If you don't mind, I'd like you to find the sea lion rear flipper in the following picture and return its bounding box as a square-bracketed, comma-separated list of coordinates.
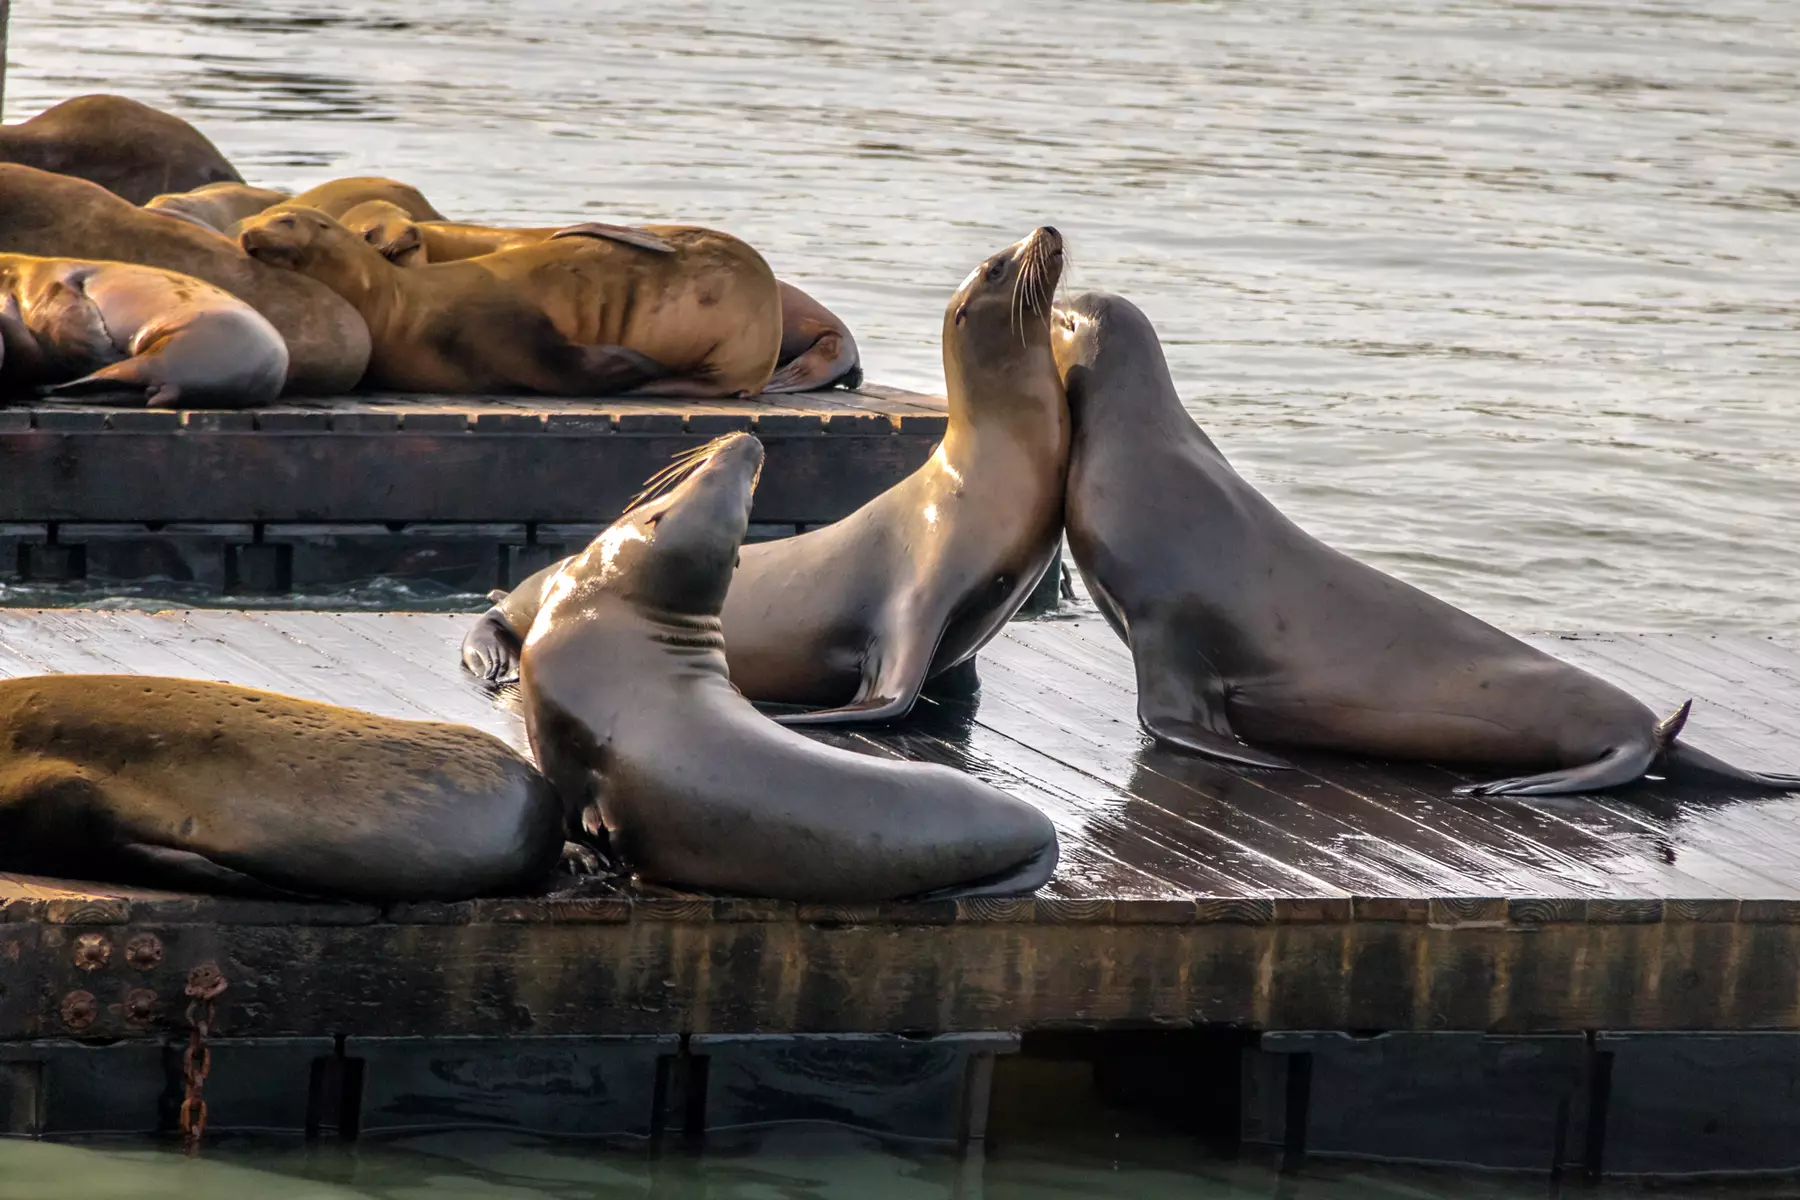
[550, 223, 678, 254]
[763, 331, 860, 394]
[1656, 742, 1800, 792]
[1453, 741, 1659, 798]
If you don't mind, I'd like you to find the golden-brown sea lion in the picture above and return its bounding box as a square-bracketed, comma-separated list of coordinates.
[338, 200, 862, 392]
[465, 228, 1070, 725]
[237, 204, 781, 397]
[145, 182, 291, 233]
[521, 432, 1058, 900]
[0, 165, 369, 395]
[0, 675, 563, 900]
[0, 95, 241, 205]
[0, 254, 288, 407]
[1052, 289, 1800, 797]
[277, 176, 445, 224]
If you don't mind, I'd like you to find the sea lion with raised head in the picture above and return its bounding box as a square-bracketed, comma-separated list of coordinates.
[0, 95, 240, 205]
[0, 675, 563, 900]
[339, 200, 862, 391]
[1052, 289, 1800, 797]
[238, 204, 780, 397]
[145, 182, 290, 233]
[464, 227, 1071, 724]
[0, 254, 288, 407]
[0, 166, 369, 395]
[522, 431, 1058, 900]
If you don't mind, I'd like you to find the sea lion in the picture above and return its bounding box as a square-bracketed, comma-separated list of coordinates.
[145, 182, 290, 233]
[0, 675, 563, 900]
[0, 95, 240, 205]
[0, 254, 288, 407]
[237, 204, 780, 397]
[0, 166, 369, 395]
[1052, 290, 1800, 797]
[273, 176, 445, 226]
[339, 200, 862, 392]
[522, 431, 1058, 900]
[464, 227, 1070, 724]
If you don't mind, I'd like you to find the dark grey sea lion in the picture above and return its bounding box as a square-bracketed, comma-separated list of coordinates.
[1052, 289, 1800, 797]
[520, 431, 1059, 900]
[0, 675, 563, 899]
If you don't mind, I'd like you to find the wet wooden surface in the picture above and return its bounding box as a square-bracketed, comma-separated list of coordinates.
[1, 609, 1796, 905]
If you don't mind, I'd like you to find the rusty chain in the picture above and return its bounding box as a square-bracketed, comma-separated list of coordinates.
[179, 964, 227, 1155]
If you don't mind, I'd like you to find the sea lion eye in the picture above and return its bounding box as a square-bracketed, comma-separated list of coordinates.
[985, 259, 1007, 282]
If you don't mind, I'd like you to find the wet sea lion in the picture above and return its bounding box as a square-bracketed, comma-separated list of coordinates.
[0, 675, 563, 900]
[522, 431, 1058, 900]
[464, 227, 1070, 724]
[238, 204, 780, 397]
[339, 200, 862, 392]
[0, 254, 288, 407]
[145, 182, 290, 233]
[1052, 290, 1800, 797]
[0, 95, 240, 205]
[0, 166, 369, 395]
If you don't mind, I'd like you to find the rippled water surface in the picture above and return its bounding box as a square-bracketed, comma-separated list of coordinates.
[9, 0, 1798, 631]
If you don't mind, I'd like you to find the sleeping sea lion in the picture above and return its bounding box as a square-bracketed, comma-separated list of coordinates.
[0, 675, 562, 900]
[1052, 289, 1800, 797]
[339, 200, 861, 391]
[0, 254, 288, 407]
[0, 165, 369, 395]
[463, 227, 1070, 724]
[145, 182, 291, 233]
[0, 95, 240, 205]
[521, 431, 1058, 900]
[237, 204, 780, 397]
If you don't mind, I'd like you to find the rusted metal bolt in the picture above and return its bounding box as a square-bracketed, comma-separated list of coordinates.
[123, 988, 159, 1025]
[124, 933, 164, 972]
[61, 990, 98, 1031]
[72, 933, 111, 972]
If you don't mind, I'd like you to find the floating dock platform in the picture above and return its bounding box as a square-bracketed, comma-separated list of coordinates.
[2, 609, 1799, 1176]
[0, 388, 952, 595]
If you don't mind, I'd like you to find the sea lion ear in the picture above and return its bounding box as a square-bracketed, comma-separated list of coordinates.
[361, 227, 381, 244]
[954, 303, 968, 327]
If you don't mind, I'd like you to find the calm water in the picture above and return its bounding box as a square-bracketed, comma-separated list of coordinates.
[7, 0, 1799, 633]
[3, 2, 1798, 1192]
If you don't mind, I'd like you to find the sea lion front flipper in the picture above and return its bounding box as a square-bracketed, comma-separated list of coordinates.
[462, 607, 526, 685]
[774, 613, 942, 726]
[562, 343, 670, 395]
[1130, 621, 1296, 770]
[111, 844, 317, 899]
[1453, 742, 1659, 797]
[550, 223, 678, 254]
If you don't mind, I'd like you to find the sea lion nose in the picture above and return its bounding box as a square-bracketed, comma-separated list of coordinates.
[1042, 226, 1060, 239]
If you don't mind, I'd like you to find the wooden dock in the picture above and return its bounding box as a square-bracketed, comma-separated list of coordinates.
[3, 610, 1800, 1171]
[0, 388, 950, 594]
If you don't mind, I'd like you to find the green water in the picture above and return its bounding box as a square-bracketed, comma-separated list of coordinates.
[0, 1128, 1781, 1200]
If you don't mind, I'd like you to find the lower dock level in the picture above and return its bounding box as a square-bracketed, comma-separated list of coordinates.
[1, 610, 1799, 1175]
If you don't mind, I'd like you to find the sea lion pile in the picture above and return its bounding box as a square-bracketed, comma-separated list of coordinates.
[1, 96, 1794, 905]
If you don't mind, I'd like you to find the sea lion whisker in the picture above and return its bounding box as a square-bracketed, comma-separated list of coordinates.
[622, 434, 744, 514]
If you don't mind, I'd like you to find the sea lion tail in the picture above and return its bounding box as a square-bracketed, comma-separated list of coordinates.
[1653, 699, 1800, 791]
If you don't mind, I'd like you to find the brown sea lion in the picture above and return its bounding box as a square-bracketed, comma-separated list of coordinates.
[0, 254, 288, 407]
[464, 227, 1070, 725]
[1052, 289, 1800, 797]
[237, 204, 780, 397]
[0, 166, 369, 395]
[275, 176, 445, 225]
[145, 182, 290, 233]
[522, 431, 1058, 900]
[339, 200, 862, 392]
[0, 95, 240, 205]
[0, 675, 563, 900]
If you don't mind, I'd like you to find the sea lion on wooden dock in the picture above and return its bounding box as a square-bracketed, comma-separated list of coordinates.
[521, 431, 1058, 900]
[237, 204, 780, 397]
[0, 254, 288, 407]
[0, 166, 370, 395]
[145, 182, 291, 233]
[339, 199, 862, 391]
[0, 675, 563, 900]
[1052, 289, 1800, 797]
[0, 95, 241, 205]
[464, 227, 1070, 724]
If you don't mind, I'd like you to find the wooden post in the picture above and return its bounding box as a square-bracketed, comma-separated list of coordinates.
[0, 0, 10, 116]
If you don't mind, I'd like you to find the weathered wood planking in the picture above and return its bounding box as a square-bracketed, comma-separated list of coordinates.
[0, 610, 1796, 904]
[2, 610, 1800, 1038]
[0, 386, 950, 524]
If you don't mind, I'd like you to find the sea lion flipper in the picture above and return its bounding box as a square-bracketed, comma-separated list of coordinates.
[1655, 739, 1800, 792]
[550, 223, 678, 254]
[774, 615, 939, 726]
[1453, 741, 1658, 797]
[566, 343, 670, 395]
[461, 607, 525, 685]
[112, 843, 312, 899]
[1142, 714, 1298, 771]
[1129, 621, 1293, 769]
